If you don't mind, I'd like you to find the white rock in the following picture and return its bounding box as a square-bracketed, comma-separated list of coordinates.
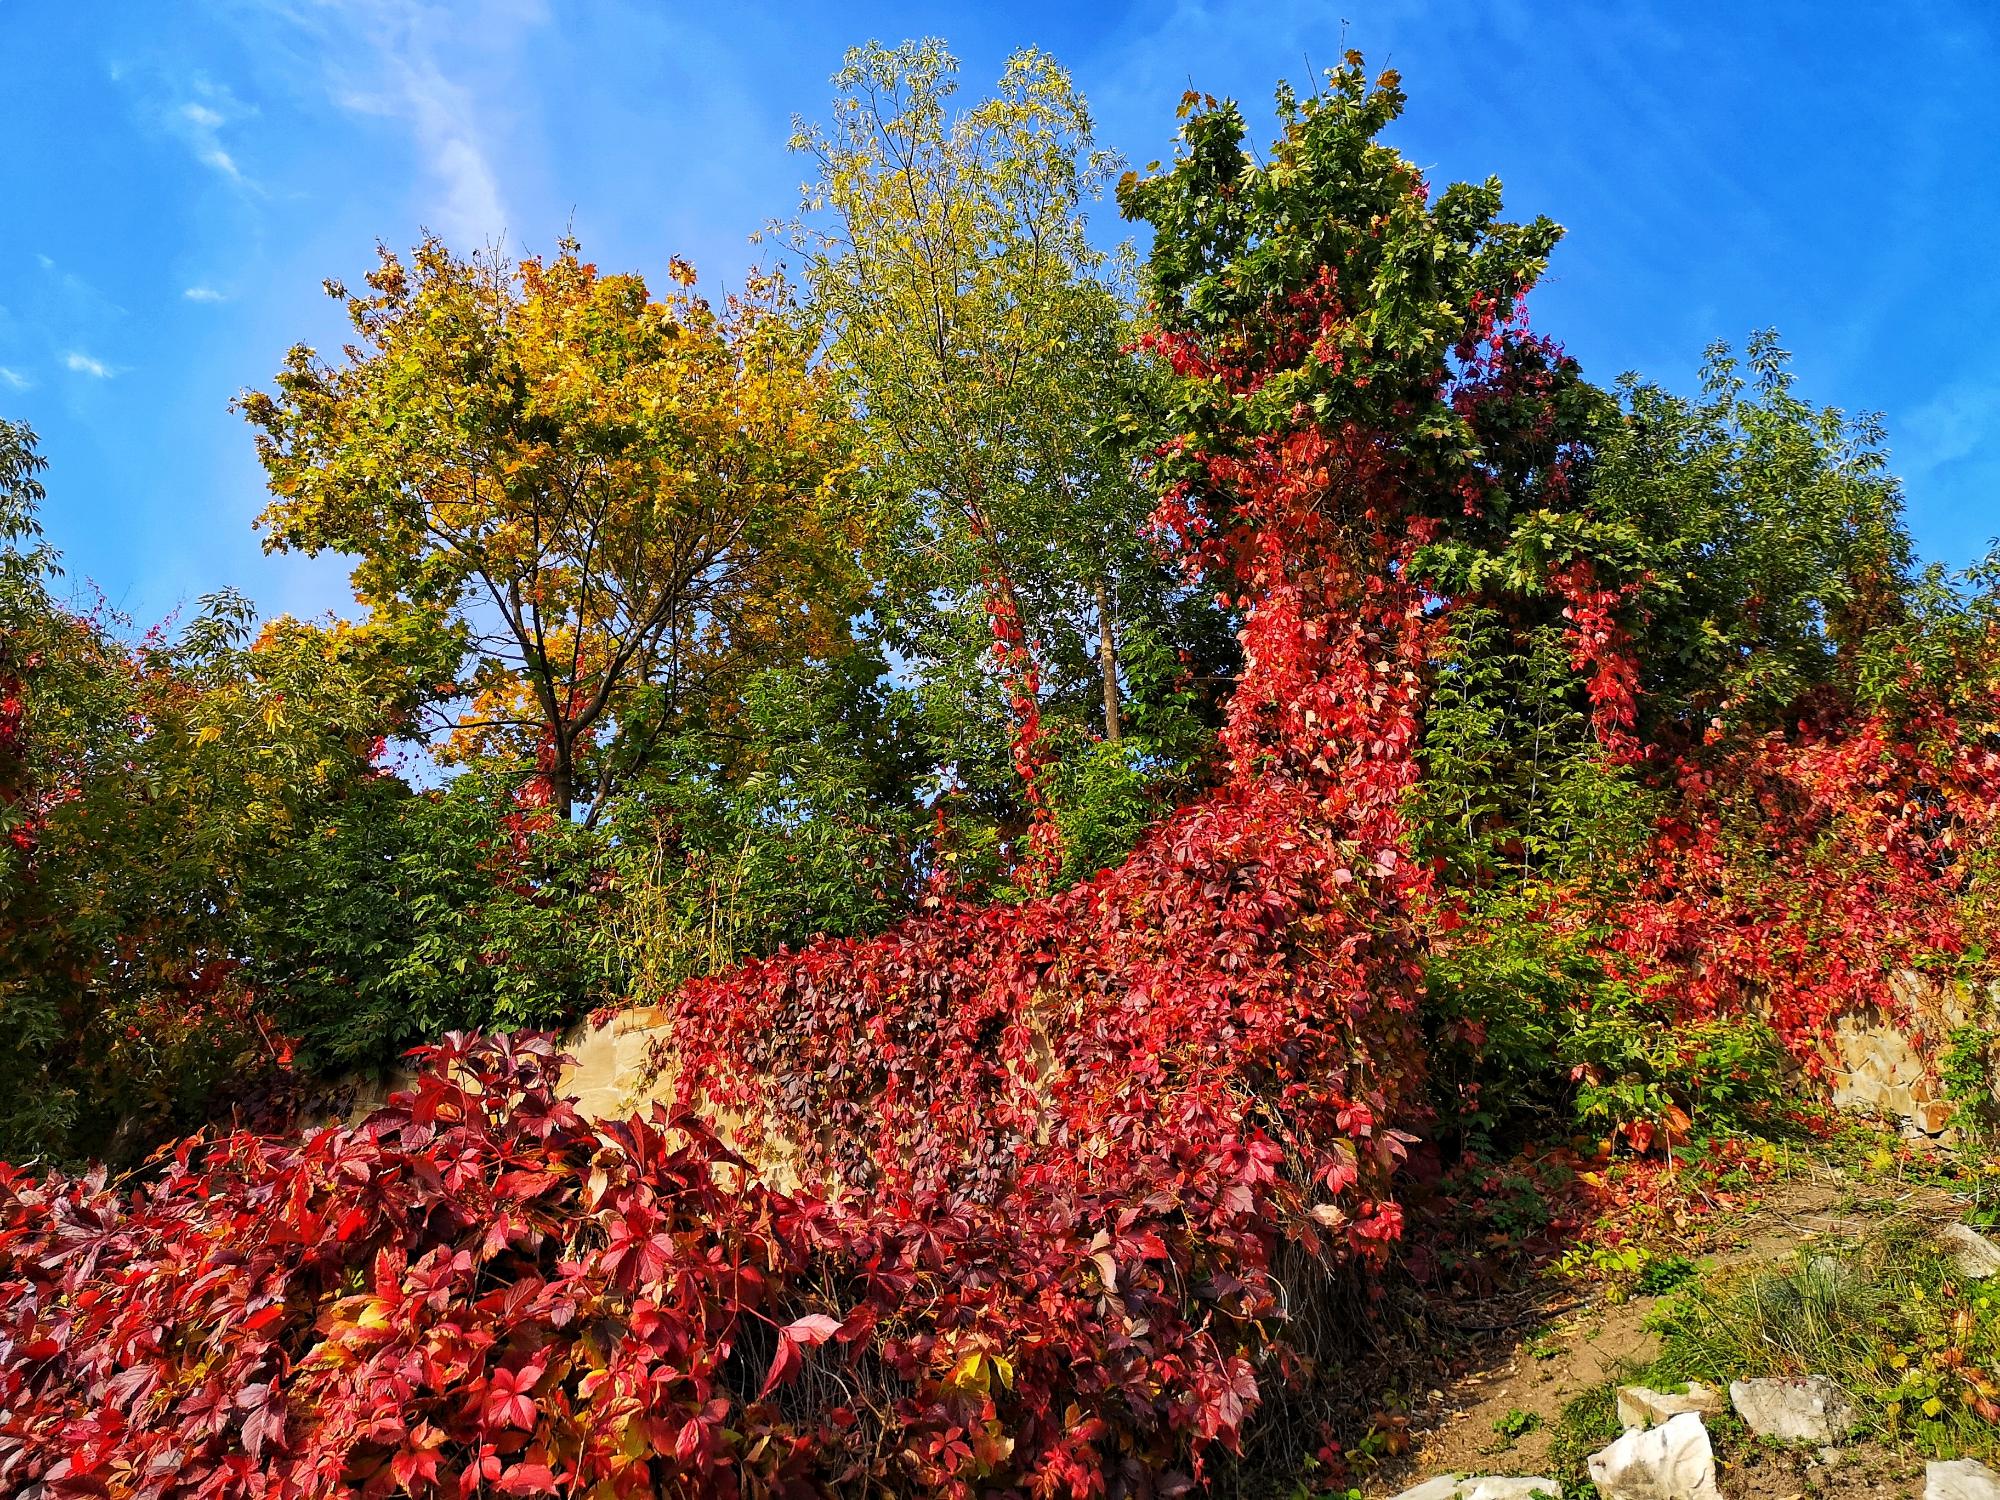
[1728, 1375, 1859, 1444]
[1929, 1458, 2000, 1500]
[1388, 1479, 1562, 1500]
[1586, 1412, 1721, 1500]
[1388, 1480, 1462, 1500]
[1615, 1381, 1725, 1430]
[1942, 1223, 2000, 1280]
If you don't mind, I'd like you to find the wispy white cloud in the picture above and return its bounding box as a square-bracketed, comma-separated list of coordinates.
[110, 64, 262, 190]
[32, 254, 126, 321]
[276, 0, 546, 244]
[1901, 382, 2000, 476]
[179, 100, 242, 180]
[172, 79, 259, 186]
[183, 285, 228, 303]
[64, 351, 117, 379]
[333, 57, 504, 242]
[0, 367, 30, 391]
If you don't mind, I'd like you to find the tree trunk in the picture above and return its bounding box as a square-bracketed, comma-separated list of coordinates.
[1096, 577, 1121, 744]
[547, 742, 574, 823]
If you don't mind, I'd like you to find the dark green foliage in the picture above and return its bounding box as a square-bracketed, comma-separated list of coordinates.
[0, 420, 68, 1159]
[0, 497, 393, 1161]
[1492, 1408, 1541, 1442]
[1416, 607, 1659, 889]
[242, 778, 620, 1074]
[1038, 594, 1230, 888]
[1941, 1025, 2000, 1136]
[1633, 1252, 1700, 1298]
[1599, 334, 1913, 737]
[1426, 887, 1790, 1155]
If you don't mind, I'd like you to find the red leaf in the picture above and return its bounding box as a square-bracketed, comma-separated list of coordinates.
[759, 1331, 803, 1398]
[783, 1313, 841, 1346]
[496, 1461, 556, 1495]
[673, 1418, 704, 1463]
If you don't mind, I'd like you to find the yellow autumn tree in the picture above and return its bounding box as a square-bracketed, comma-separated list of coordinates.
[240, 237, 859, 823]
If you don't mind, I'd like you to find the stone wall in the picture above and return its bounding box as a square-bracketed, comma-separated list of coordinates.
[328, 1007, 674, 1128]
[1817, 971, 1995, 1137]
[559, 1004, 676, 1120]
[548, 972, 1999, 1143]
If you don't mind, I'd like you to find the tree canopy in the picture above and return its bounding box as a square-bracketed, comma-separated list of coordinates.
[243, 240, 862, 824]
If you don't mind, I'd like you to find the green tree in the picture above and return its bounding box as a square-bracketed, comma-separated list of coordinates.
[784, 39, 1230, 883]
[0, 419, 70, 1157]
[1412, 337, 1940, 1150]
[609, 652, 930, 995]
[1598, 332, 1914, 738]
[0, 442, 398, 1160]
[1415, 334, 1923, 888]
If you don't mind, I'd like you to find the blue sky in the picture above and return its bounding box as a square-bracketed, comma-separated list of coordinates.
[4, 0, 1996, 627]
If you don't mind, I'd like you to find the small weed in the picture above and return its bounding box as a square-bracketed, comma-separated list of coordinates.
[1970, 1165, 2000, 1231]
[1557, 1242, 1698, 1303]
[1348, 1409, 1411, 1469]
[1280, 1455, 1361, 1500]
[1633, 1252, 1699, 1297]
[1493, 1407, 1542, 1443]
[1527, 1329, 1565, 1361]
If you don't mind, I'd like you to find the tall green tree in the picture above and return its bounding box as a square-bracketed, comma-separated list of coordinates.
[1415, 334, 1923, 887]
[1600, 332, 1914, 738]
[783, 40, 1231, 882]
